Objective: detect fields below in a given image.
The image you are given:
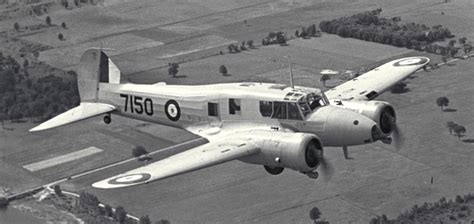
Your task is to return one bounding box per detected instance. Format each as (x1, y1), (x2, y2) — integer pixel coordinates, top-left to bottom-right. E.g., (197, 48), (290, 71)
(1, 0), (474, 223)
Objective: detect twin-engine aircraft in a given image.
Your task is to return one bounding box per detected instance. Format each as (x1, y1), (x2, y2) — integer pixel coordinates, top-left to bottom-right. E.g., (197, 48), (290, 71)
(30, 49), (429, 189)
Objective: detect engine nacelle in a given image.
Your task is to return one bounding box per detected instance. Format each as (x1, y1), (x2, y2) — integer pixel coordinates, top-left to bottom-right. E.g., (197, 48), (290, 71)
(239, 131), (323, 172)
(334, 100), (396, 134)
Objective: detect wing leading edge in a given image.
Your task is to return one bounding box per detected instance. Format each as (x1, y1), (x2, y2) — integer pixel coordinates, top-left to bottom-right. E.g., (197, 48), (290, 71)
(92, 140), (259, 189)
(30, 102), (116, 132)
(325, 57), (430, 101)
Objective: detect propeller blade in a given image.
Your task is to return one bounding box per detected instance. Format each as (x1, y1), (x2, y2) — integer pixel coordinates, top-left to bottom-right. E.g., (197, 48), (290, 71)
(390, 118), (403, 150)
(318, 154), (334, 182)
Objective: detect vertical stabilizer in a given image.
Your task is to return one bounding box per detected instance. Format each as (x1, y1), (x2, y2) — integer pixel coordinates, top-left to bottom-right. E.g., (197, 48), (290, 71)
(77, 49), (121, 102)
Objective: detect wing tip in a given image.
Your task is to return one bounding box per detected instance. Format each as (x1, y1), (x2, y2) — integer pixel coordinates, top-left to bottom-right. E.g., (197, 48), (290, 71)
(392, 56), (430, 67)
(92, 173), (152, 189)
(29, 126), (42, 132)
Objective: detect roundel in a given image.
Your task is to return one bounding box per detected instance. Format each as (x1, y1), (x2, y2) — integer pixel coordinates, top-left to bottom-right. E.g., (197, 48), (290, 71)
(107, 173), (151, 185)
(165, 100), (181, 121)
(393, 57), (429, 66)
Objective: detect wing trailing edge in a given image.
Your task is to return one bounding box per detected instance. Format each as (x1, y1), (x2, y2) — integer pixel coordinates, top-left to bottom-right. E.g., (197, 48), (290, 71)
(29, 102), (116, 132)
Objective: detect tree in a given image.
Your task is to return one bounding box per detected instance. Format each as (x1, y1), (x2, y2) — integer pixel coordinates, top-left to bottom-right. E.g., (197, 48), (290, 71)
(74, 0), (79, 6)
(13, 22), (20, 31)
(455, 195), (464, 204)
(104, 204), (113, 217)
(140, 215), (152, 224)
(227, 44), (233, 53)
(32, 100), (46, 119)
(452, 125), (466, 139)
(448, 39), (456, 48)
(309, 207), (322, 223)
(231, 44), (240, 53)
(23, 59), (29, 68)
(132, 145), (148, 158)
(463, 43), (472, 55)
(0, 113), (5, 129)
(219, 65), (228, 76)
(320, 74), (330, 87)
(58, 33), (64, 40)
(168, 63), (179, 77)
(114, 206), (127, 223)
(78, 191), (101, 216)
(45, 16), (52, 25)
(240, 41), (247, 50)
(53, 185), (62, 196)
(61, 22), (67, 29)
(446, 121), (458, 134)
(390, 82), (408, 93)
(247, 40), (254, 49)
(276, 32), (287, 45)
(435, 96), (449, 111)
(9, 106), (23, 122)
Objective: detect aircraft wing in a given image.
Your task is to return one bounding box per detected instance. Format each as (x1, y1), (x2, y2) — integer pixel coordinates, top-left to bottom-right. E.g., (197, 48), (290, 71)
(92, 139), (259, 189)
(325, 57), (430, 101)
(30, 102), (116, 132)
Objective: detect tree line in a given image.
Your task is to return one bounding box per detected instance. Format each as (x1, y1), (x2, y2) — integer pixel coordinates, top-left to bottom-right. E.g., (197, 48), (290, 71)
(319, 9), (472, 56)
(370, 193), (474, 224)
(0, 51), (80, 126)
(51, 186), (170, 224)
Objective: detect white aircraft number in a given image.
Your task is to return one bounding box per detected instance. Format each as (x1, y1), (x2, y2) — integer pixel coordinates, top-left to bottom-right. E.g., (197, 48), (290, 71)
(120, 94), (154, 116)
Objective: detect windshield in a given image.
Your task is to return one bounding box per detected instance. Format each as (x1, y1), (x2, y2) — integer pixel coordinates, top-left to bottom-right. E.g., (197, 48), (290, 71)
(297, 92), (328, 117)
(307, 93), (327, 110)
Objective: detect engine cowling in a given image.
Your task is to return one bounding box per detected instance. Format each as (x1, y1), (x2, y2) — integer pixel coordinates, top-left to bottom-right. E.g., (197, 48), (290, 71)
(335, 100), (396, 135)
(239, 131), (323, 173)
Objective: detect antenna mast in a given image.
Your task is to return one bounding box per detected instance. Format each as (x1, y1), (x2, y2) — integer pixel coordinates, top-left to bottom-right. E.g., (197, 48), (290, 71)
(288, 55), (294, 89)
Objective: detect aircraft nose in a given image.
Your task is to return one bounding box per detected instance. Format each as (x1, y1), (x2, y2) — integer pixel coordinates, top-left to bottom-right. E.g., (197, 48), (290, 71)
(310, 106), (377, 147)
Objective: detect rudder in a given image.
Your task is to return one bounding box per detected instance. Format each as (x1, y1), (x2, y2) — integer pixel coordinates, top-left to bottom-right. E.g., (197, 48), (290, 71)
(77, 49), (121, 102)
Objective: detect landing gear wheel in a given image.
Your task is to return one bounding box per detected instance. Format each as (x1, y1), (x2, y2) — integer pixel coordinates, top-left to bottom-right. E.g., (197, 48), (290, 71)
(306, 171), (319, 179)
(103, 115), (111, 124)
(264, 166), (284, 175)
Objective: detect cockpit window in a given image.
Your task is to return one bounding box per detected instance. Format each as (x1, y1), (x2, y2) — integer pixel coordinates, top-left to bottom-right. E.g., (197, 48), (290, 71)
(307, 93), (327, 110)
(298, 102), (311, 117)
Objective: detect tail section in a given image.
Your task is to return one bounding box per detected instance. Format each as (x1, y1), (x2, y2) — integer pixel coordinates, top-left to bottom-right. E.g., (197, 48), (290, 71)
(30, 49), (120, 132)
(78, 49), (122, 102)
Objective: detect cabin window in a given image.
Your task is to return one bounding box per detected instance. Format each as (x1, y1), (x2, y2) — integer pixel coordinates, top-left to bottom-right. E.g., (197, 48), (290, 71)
(271, 102), (287, 119)
(208, 102), (218, 117)
(229, 99), (241, 115)
(288, 102), (302, 120)
(260, 101), (273, 117)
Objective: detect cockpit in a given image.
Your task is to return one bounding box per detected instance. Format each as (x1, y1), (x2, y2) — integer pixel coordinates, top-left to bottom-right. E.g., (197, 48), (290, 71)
(259, 91), (329, 120)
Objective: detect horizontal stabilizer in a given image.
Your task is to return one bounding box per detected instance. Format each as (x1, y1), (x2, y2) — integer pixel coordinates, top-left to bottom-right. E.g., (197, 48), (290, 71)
(29, 102), (115, 132)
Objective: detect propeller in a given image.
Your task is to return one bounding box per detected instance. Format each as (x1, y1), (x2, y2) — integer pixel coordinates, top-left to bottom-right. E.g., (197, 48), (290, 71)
(306, 141), (334, 181)
(318, 152), (334, 182)
(389, 117), (403, 150)
(380, 108), (403, 150)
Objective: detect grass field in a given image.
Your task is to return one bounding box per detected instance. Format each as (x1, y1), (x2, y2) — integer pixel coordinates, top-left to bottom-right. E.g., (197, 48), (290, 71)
(1, 0), (474, 223)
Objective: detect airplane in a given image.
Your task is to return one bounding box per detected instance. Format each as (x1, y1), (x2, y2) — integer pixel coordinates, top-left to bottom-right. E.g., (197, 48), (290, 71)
(30, 49), (429, 189)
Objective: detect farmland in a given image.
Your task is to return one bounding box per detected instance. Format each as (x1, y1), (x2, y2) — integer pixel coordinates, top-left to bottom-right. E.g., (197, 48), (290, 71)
(1, 0), (474, 223)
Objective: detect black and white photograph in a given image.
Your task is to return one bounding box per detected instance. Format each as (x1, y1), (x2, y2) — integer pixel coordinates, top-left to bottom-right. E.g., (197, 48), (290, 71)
(0, 0), (473, 223)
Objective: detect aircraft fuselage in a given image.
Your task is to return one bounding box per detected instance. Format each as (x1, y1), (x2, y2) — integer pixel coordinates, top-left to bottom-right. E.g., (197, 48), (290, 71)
(97, 82), (377, 147)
